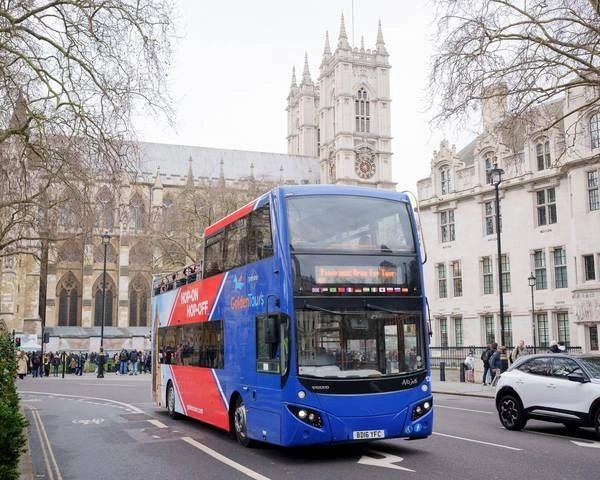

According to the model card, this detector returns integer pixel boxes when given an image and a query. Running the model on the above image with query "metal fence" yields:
[429,345,583,369]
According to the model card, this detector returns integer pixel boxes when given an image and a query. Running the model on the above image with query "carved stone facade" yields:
[418,85,600,353]
[0,144,319,352]
[286,16,395,189]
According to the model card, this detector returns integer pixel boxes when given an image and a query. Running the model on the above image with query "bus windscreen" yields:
[287,195,415,253]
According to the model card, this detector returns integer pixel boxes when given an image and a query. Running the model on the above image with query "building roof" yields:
[45,326,149,338]
[135,142,320,185]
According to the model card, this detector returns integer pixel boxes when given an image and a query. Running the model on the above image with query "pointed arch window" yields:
[59,201,79,229]
[440,166,451,194]
[129,193,146,231]
[95,187,114,229]
[355,88,370,133]
[94,276,115,327]
[591,112,600,149]
[484,152,498,185]
[129,274,149,327]
[57,272,80,326]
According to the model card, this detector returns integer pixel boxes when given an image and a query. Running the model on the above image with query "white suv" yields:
[495,354,600,438]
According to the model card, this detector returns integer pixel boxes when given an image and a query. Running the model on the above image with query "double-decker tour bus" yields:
[151,185,432,447]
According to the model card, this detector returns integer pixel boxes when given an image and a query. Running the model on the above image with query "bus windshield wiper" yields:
[304,303,349,315]
[366,303,403,314]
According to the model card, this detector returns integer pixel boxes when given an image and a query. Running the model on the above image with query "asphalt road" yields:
[18,374,600,480]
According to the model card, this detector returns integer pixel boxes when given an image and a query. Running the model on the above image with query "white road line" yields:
[182,436,271,480]
[437,404,494,415]
[20,391,144,414]
[147,419,168,429]
[32,408,64,480]
[433,432,522,451]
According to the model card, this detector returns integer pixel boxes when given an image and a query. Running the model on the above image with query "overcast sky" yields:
[135,0,479,193]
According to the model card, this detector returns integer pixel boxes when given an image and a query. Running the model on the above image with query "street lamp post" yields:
[97,232,111,378]
[528,273,537,353]
[490,167,505,349]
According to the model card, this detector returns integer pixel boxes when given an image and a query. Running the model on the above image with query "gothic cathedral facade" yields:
[286,16,395,189]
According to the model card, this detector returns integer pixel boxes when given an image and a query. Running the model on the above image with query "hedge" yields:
[0,332,28,480]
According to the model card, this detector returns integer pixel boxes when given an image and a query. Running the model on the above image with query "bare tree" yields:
[0,0,174,258]
[430,0,600,132]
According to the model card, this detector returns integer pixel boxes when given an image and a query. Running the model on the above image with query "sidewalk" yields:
[431,378,495,398]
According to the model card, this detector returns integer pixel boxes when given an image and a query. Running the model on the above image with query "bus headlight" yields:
[411,398,433,421]
[288,405,323,428]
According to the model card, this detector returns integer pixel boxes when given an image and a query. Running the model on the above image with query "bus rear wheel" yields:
[233,397,252,447]
[167,382,180,419]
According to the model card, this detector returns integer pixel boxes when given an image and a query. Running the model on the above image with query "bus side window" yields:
[204,230,224,277]
[248,204,273,261]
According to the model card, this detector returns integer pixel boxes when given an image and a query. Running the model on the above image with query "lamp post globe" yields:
[97,231,111,379]
[528,273,536,353]
[489,168,506,353]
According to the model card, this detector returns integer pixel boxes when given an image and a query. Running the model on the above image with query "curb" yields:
[432,390,495,400]
[19,408,33,480]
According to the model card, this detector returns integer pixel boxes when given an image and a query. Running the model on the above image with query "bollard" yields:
[440,361,446,382]
[459,362,465,382]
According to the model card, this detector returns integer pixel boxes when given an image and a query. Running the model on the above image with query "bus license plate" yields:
[352,429,385,440]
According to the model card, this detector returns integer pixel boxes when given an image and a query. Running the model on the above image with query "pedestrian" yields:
[31,351,41,377]
[481,344,493,385]
[69,354,77,373]
[548,340,561,353]
[464,350,475,383]
[489,343,501,386]
[129,349,139,375]
[43,353,51,377]
[77,352,85,376]
[52,353,60,377]
[119,349,129,375]
[17,351,28,379]
[511,340,530,364]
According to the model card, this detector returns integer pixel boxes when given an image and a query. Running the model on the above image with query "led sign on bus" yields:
[316,265,397,284]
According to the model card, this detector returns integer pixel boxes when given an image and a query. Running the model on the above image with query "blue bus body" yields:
[151,185,432,446]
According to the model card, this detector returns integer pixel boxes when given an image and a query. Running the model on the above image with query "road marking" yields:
[571,440,600,449]
[29,408,54,480]
[433,432,522,451]
[521,428,597,443]
[20,391,144,414]
[182,436,271,480]
[30,408,63,480]
[72,418,105,425]
[358,448,415,472]
[147,419,168,429]
[437,404,494,415]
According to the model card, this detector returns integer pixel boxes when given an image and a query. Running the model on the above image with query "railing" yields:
[429,345,583,369]
[152,264,200,295]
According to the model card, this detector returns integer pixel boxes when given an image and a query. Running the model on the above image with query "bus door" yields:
[247,312,290,443]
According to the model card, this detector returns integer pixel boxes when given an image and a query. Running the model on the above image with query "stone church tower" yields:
[287,15,394,188]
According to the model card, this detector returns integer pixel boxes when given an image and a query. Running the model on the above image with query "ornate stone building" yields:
[0,14,396,351]
[287,16,395,189]
[418,84,600,353]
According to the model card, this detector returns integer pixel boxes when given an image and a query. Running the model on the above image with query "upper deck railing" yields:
[152,263,200,296]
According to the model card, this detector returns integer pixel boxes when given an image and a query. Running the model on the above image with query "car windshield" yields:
[580,357,600,378]
[296,309,425,378]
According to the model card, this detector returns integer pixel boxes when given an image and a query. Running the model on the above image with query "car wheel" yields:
[594,408,600,441]
[167,382,180,419]
[233,397,252,447]
[498,394,527,431]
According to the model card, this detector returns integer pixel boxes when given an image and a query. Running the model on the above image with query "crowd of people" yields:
[461,338,568,386]
[15,349,152,379]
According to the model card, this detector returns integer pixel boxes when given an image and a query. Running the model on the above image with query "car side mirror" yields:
[567,372,589,383]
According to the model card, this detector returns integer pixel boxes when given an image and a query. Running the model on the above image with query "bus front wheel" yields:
[233,397,252,447]
[167,382,180,419]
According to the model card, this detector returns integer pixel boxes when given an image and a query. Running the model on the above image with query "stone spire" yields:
[301,52,313,86]
[290,66,297,89]
[323,30,331,56]
[219,157,225,186]
[153,166,163,189]
[376,19,388,55]
[185,156,194,188]
[360,35,365,52]
[337,13,351,50]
